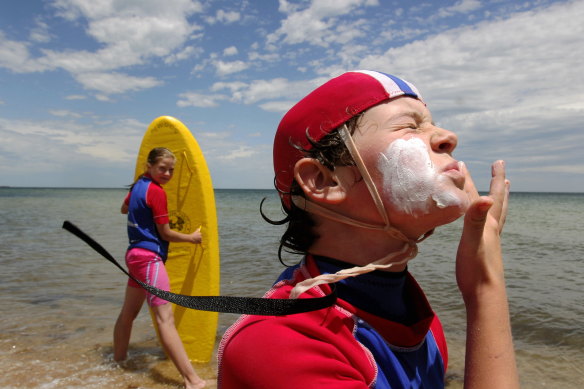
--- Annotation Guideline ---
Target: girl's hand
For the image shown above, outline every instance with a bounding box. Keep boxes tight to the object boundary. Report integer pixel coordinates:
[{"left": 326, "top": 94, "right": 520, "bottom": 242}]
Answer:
[
  {"left": 157, "top": 224, "right": 203, "bottom": 244},
  {"left": 456, "top": 160, "right": 510, "bottom": 302},
  {"left": 191, "top": 227, "right": 203, "bottom": 244}
]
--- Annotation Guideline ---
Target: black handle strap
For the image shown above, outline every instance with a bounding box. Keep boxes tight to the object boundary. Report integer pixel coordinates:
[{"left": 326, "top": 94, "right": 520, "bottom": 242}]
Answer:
[{"left": 62, "top": 221, "right": 336, "bottom": 315}]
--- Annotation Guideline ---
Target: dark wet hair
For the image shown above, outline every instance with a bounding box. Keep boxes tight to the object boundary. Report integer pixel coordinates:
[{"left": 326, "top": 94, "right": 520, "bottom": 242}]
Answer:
[{"left": 261, "top": 115, "right": 361, "bottom": 265}]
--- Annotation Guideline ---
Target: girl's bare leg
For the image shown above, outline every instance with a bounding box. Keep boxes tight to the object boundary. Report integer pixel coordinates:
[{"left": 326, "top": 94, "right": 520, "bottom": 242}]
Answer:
[
  {"left": 152, "top": 303, "right": 206, "bottom": 389},
  {"left": 113, "top": 286, "right": 146, "bottom": 361}
]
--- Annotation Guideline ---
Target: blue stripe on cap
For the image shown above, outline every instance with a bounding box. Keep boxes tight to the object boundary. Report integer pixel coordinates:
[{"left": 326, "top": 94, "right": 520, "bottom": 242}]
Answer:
[{"left": 379, "top": 71, "right": 417, "bottom": 97}]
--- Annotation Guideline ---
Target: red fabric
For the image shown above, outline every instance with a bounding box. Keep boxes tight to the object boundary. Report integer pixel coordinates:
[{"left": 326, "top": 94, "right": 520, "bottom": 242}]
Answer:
[
  {"left": 144, "top": 181, "right": 169, "bottom": 224},
  {"left": 218, "top": 283, "right": 376, "bottom": 389},
  {"left": 429, "top": 315, "right": 449, "bottom": 371}
]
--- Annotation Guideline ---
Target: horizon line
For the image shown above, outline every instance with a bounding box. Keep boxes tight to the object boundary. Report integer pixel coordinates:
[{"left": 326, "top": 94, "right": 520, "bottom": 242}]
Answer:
[{"left": 1, "top": 186, "right": 583, "bottom": 195}]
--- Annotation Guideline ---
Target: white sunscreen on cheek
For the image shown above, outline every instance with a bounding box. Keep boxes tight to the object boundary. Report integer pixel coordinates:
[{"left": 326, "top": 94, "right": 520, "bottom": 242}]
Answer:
[{"left": 378, "top": 138, "right": 462, "bottom": 216}]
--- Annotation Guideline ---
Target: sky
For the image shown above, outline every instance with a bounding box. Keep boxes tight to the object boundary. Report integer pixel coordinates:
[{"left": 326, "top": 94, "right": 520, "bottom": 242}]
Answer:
[{"left": 0, "top": 0, "right": 583, "bottom": 192}]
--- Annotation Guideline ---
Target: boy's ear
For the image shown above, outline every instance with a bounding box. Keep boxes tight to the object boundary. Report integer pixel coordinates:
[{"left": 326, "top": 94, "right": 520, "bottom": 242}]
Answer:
[{"left": 294, "top": 158, "right": 347, "bottom": 204}]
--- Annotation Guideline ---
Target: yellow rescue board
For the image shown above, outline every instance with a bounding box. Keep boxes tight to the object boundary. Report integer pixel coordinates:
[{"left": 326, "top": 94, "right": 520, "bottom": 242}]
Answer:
[{"left": 134, "top": 116, "right": 220, "bottom": 363}]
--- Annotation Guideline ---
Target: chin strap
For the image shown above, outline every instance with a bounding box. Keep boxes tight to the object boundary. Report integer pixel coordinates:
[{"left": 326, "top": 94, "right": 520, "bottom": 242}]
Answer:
[
  {"left": 338, "top": 125, "right": 409, "bottom": 242},
  {"left": 289, "top": 125, "right": 433, "bottom": 299},
  {"left": 289, "top": 243, "right": 413, "bottom": 299}
]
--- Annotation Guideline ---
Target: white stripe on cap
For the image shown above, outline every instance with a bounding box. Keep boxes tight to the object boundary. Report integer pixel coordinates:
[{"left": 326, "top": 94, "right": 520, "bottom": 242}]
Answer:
[{"left": 354, "top": 69, "right": 422, "bottom": 100}]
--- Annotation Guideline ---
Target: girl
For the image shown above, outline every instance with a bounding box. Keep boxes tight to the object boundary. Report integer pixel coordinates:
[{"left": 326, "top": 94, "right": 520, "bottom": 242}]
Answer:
[{"left": 114, "top": 147, "right": 206, "bottom": 389}]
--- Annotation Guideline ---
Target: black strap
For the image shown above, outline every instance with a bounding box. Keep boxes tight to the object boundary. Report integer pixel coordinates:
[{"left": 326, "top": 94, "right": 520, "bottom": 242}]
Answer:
[{"left": 62, "top": 221, "right": 336, "bottom": 315}]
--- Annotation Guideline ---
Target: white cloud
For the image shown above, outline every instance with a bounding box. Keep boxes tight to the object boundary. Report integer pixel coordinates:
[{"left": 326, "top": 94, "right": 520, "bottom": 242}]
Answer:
[
  {"left": 197, "top": 131, "right": 231, "bottom": 140},
  {"left": 204, "top": 7, "right": 242, "bottom": 25},
  {"left": 77, "top": 142, "right": 133, "bottom": 161},
  {"left": 436, "top": 0, "right": 483, "bottom": 19},
  {"left": 164, "top": 46, "right": 203, "bottom": 64},
  {"left": 74, "top": 72, "right": 163, "bottom": 94},
  {"left": 85, "top": 14, "right": 194, "bottom": 57},
  {"left": 0, "top": 116, "right": 144, "bottom": 179},
  {"left": 0, "top": 32, "right": 49, "bottom": 73},
  {"left": 36, "top": 48, "right": 131, "bottom": 74},
  {"left": 0, "top": 0, "right": 204, "bottom": 95},
  {"left": 65, "top": 95, "right": 87, "bottom": 100},
  {"left": 215, "top": 9, "right": 241, "bottom": 24},
  {"left": 95, "top": 94, "right": 113, "bottom": 102},
  {"left": 247, "top": 50, "right": 281, "bottom": 63},
  {"left": 213, "top": 59, "right": 250, "bottom": 76},
  {"left": 376, "top": 26, "right": 426, "bottom": 43},
  {"left": 223, "top": 46, "right": 238, "bottom": 56},
  {"left": 49, "top": 110, "right": 83, "bottom": 118},
  {"left": 178, "top": 72, "right": 335, "bottom": 116},
  {"left": 218, "top": 145, "right": 257, "bottom": 160},
  {"left": 176, "top": 92, "right": 228, "bottom": 108},
  {"left": 234, "top": 78, "right": 292, "bottom": 104},
  {"left": 29, "top": 19, "right": 52, "bottom": 43},
  {"left": 51, "top": 0, "right": 203, "bottom": 22},
  {"left": 267, "top": 0, "right": 378, "bottom": 48},
  {"left": 212, "top": 77, "right": 321, "bottom": 105},
  {"left": 195, "top": 135, "right": 274, "bottom": 189},
  {"left": 259, "top": 100, "right": 296, "bottom": 113}
]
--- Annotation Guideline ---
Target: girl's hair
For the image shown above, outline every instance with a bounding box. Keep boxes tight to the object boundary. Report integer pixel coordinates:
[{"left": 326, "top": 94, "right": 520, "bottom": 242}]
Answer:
[
  {"left": 147, "top": 147, "right": 175, "bottom": 166},
  {"left": 262, "top": 115, "right": 361, "bottom": 265},
  {"left": 129, "top": 147, "right": 175, "bottom": 189}
]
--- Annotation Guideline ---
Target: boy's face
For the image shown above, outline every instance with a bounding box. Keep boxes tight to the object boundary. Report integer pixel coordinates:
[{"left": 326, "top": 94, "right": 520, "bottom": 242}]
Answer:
[{"left": 351, "top": 97, "right": 470, "bottom": 233}]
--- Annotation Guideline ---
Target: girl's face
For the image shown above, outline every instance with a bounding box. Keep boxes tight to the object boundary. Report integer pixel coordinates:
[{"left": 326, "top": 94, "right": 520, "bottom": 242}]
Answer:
[
  {"left": 147, "top": 156, "right": 175, "bottom": 186},
  {"left": 351, "top": 97, "right": 469, "bottom": 232}
]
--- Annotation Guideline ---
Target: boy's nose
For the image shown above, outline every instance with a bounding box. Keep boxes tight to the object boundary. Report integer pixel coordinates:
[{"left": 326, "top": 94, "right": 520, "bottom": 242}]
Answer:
[{"left": 430, "top": 127, "right": 458, "bottom": 154}]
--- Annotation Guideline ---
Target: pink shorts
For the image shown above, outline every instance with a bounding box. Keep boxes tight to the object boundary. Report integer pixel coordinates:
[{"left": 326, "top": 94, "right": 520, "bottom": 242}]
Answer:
[{"left": 125, "top": 248, "right": 170, "bottom": 307}]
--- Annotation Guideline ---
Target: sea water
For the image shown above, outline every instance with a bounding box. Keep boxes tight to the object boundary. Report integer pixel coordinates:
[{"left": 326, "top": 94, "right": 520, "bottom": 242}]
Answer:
[{"left": 0, "top": 188, "right": 583, "bottom": 388}]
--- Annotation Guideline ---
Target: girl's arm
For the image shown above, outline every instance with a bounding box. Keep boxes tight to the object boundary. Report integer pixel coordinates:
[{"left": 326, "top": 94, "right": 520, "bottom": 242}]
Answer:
[
  {"left": 156, "top": 223, "right": 202, "bottom": 244},
  {"left": 457, "top": 160, "right": 519, "bottom": 389},
  {"left": 122, "top": 190, "right": 131, "bottom": 214}
]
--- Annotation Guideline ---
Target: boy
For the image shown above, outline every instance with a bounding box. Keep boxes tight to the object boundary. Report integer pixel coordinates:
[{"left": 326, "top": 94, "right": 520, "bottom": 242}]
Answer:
[{"left": 218, "top": 70, "right": 519, "bottom": 388}]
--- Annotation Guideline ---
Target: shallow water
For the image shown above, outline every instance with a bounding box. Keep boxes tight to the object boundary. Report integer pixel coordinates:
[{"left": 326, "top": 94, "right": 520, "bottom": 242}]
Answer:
[{"left": 1, "top": 188, "right": 583, "bottom": 388}]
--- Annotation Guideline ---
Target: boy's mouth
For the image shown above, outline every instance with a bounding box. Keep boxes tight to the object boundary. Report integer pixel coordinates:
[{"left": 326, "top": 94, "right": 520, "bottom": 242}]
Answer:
[{"left": 441, "top": 161, "right": 465, "bottom": 188}]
